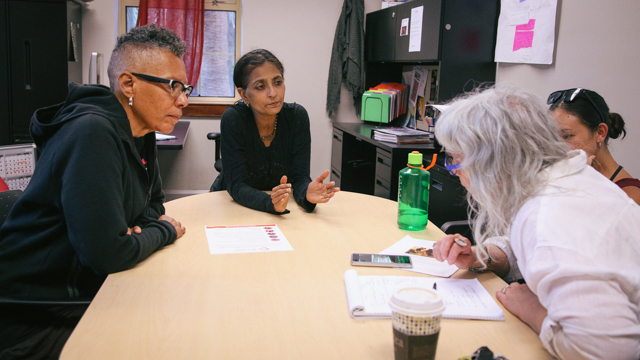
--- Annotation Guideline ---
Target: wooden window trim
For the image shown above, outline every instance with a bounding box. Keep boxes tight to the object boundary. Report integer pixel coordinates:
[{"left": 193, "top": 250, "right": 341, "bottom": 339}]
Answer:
[{"left": 182, "top": 103, "right": 229, "bottom": 117}]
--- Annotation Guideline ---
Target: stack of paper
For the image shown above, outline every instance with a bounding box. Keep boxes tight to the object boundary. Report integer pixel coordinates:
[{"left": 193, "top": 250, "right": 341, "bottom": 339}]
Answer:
[{"left": 373, "top": 127, "right": 432, "bottom": 144}]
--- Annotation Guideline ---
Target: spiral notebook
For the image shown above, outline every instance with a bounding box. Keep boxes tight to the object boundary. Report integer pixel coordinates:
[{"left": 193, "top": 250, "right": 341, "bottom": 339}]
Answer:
[{"left": 344, "top": 269, "right": 505, "bottom": 321}]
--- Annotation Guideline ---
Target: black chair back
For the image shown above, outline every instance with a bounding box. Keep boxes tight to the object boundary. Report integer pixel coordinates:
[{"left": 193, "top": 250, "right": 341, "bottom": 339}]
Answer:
[{"left": 0, "top": 189, "right": 22, "bottom": 228}]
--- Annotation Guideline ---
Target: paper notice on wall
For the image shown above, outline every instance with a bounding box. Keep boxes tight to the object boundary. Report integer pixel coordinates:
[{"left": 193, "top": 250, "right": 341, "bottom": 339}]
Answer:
[
  {"left": 495, "top": 0, "right": 558, "bottom": 64},
  {"left": 409, "top": 6, "right": 424, "bottom": 52}
]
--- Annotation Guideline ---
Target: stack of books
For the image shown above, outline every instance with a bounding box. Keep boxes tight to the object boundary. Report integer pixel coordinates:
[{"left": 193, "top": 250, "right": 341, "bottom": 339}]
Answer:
[
  {"left": 373, "top": 127, "right": 433, "bottom": 144},
  {"left": 361, "top": 82, "right": 408, "bottom": 123}
]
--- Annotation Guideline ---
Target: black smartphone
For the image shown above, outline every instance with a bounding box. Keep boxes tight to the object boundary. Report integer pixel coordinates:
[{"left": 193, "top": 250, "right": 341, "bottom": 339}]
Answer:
[{"left": 350, "top": 253, "right": 413, "bottom": 268}]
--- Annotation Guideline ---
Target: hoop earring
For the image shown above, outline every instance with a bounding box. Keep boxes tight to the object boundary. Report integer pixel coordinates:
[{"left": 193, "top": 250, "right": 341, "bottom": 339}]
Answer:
[{"left": 129, "top": 97, "right": 133, "bottom": 106}]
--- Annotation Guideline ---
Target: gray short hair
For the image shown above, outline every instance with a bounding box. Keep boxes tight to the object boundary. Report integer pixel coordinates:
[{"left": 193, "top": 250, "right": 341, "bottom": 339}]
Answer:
[
  {"left": 435, "top": 86, "right": 570, "bottom": 261},
  {"left": 107, "top": 24, "right": 187, "bottom": 91}
]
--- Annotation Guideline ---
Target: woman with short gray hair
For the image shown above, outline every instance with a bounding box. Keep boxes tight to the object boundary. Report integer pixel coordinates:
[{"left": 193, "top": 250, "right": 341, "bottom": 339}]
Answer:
[
  {"left": 0, "top": 24, "right": 187, "bottom": 358},
  {"left": 432, "top": 86, "right": 640, "bottom": 359}
]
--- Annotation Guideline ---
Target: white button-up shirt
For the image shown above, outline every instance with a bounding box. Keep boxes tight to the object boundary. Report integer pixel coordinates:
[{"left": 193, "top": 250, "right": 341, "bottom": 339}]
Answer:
[{"left": 492, "top": 151, "right": 640, "bottom": 359}]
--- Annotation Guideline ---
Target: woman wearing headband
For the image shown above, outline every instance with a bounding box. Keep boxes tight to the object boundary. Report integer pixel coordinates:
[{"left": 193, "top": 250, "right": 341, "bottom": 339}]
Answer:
[
  {"left": 432, "top": 86, "right": 640, "bottom": 359},
  {"left": 548, "top": 88, "right": 640, "bottom": 205}
]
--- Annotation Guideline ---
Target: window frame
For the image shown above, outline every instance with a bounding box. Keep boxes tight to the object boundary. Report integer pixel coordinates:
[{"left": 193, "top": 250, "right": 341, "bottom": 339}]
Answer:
[{"left": 118, "top": 0, "right": 242, "bottom": 116}]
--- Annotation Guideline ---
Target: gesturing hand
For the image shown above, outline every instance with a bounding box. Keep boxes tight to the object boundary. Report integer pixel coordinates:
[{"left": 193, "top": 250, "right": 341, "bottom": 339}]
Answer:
[
  {"left": 432, "top": 234, "right": 477, "bottom": 269},
  {"left": 271, "top": 175, "right": 291, "bottom": 213},
  {"left": 306, "top": 170, "right": 340, "bottom": 204}
]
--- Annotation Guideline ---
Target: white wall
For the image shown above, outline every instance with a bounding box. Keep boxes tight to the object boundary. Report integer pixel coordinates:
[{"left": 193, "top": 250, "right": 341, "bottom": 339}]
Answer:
[
  {"left": 496, "top": 0, "right": 640, "bottom": 177},
  {"left": 80, "top": 0, "right": 117, "bottom": 86},
  {"left": 81, "top": 0, "right": 640, "bottom": 195}
]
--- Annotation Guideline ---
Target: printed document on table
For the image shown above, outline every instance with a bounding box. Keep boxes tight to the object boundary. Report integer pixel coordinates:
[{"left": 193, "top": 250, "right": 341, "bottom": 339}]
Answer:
[
  {"left": 204, "top": 224, "right": 293, "bottom": 255},
  {"left": 379, "top": 235, "right": 458, "bottom": 277}
]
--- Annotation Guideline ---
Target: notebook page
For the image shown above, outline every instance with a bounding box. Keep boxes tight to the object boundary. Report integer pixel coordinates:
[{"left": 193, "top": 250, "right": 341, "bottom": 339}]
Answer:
[{"left": 345, "top": 272, "right": 504, "bottom": 321}]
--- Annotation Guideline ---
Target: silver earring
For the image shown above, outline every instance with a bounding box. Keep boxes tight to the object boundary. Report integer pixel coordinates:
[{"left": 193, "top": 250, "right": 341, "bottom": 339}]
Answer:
[
  {"left": 598, "top": 142, "right": 602, "bottom": 149},
  {"left": 129, "top": 97, "right": 133, "bottom": 106},
  {"left": 246, "top": 102, "right": 250, "bottom": 108}
]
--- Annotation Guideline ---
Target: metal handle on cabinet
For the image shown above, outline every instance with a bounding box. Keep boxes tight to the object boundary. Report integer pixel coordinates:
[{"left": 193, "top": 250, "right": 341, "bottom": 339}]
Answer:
[
  {"left": 24, "top": 41, "right": 32, "bottom": 90},
  {"left": 432, "top": 179, "right": 443, "bottom": 192},
  {"left": 376, "top": 179, "right": 389, "bottom": 190}
]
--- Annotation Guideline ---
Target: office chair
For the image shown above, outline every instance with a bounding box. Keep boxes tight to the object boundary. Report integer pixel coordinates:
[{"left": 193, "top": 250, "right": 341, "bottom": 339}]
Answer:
[
  {"left": 0, "top": 176, "right": 9, "bottom": 191},
  {"left": 0, "top": 189, "right": 22, "bottom": 228},
  {"left": 207, "top": 132, "right": 222, "bottom": 173},
  {"left": 0, "top": 188, "right": 92, "bottom": 306},
  {"left": 440, "top": 219, "right": 475, "bottom": 245}
]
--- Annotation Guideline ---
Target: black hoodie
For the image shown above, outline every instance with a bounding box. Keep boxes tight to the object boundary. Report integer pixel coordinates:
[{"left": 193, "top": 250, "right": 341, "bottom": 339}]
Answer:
[{"left": 0, "top": 83, "right": 177, "bottom": 346}]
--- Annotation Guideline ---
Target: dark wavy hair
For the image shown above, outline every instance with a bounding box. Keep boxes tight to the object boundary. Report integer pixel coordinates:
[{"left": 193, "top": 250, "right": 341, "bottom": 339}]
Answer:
[
  {"left": 233, "top": 49, "right": 284, "bottom": 90},
  {"left": 549, "top": 89, "right": 627, "bottom": 144}
]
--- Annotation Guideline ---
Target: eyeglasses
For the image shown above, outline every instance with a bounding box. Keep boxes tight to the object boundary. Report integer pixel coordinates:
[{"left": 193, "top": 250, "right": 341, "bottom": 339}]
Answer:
[
  {"left": 547, "top": 88, "right": 607, "bottom": 125},
  {"left": 131, "top": 73, "right": 193, "bottom": 98},
  {"left": 444, "top": 153, "right": 461, "bottom": 176}
]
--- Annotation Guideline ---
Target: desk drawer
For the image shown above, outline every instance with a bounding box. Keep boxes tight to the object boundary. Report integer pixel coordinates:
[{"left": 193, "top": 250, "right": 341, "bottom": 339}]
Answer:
[
  {"left": 331, "top": 167, "right": 341, "bottom": 189},
  {"left": 375, "top": 148, "right": 392, "bottom": 183},
  {"left": 374, "top": 176, "right": 391, "bottom": 199},
  {"left": 331, "top": 129, "right": 343, "bottom": 171}
]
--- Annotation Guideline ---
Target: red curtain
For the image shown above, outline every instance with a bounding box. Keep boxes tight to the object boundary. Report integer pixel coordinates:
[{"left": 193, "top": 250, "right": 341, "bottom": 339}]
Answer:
[{"left": 136, "top": 0, "right": 205, "bottom": 86}]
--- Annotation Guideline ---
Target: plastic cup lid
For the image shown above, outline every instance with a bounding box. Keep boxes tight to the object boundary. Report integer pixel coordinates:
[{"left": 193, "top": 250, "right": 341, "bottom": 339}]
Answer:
[{"left": 389, "top": 287, "right": 445, "bottom": 315}]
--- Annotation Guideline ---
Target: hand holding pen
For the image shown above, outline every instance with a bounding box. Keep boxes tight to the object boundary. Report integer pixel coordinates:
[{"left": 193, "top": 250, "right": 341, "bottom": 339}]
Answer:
[{"left": 432, "top": 234, "right": 477, "bottom": 269}]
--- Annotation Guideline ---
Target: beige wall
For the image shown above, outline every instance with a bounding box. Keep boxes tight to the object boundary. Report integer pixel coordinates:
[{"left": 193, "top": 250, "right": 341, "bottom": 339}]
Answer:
[
  {"left": 496, "top": 0, "right": 640, "bottom": 177},
  {"left": 82, "top": 0, "right": 640, "bottom": 196}
]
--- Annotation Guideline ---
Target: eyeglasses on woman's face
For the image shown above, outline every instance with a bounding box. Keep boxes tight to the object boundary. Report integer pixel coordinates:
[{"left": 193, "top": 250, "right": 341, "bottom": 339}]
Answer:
[
  {"left": 444, "top": 153, "right": 462, "bottom": 176},
  {"left": 131, "top": 73, "right": 193, "bottom": 98}
]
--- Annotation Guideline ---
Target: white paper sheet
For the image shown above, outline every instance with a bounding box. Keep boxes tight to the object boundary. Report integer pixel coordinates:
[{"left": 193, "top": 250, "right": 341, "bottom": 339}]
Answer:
[
  {"left": 409, "top": 6, "right": 424, "bottom": 52},
  {"left": 400, "top": 18, "right": 409, "bottom": 36},
  {"left": 379, "top": 235, "right": 458, "bottom": 278},
  {"left": 204, "top": 224, "right": 293, "bottom": 255},
  {"left": 494, "top": 0, "right": 558, "bottom": 64},
  {"left": 155, "top": 132, "right": 176, "bottom": 141}
]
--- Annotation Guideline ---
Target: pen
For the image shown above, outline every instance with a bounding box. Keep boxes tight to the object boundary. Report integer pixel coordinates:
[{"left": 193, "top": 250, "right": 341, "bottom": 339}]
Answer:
[{"left": 433, "top": 282, "right": 437, "bottom": 290}]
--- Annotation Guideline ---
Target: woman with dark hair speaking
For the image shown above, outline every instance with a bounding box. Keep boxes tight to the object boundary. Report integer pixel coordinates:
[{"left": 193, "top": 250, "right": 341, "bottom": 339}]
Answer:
[
  {"left": 210, "top": 49, "right": 339, "bottom": 214},
  {"left": 431, "top": 86, "right": 640, "bottom": 359},
  {"left": 548, "top": 87, "right": 640, "bottom": 205}
]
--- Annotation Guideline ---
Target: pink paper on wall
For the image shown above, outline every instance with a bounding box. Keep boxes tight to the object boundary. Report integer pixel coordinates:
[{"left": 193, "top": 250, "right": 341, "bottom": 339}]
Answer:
[
  {"left": 513, "top": 31, "right": 534, "bottom": 51},
  {"left": 516, "top": 19, "right": 536, "bottom": 31}
]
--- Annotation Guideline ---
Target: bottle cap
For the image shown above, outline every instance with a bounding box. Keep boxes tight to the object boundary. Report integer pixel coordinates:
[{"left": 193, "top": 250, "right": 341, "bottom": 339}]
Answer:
[
  {"left": 389, "top": 287, "right": 445, "bottom": 316},
  {"left": 407, "top": 151, "right": 423, "bottom": 165}
]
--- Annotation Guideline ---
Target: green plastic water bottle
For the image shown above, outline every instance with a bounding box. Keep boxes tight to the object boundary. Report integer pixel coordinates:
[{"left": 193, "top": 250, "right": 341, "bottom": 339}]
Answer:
[{"left": 397, "top": 151, "right": 431, "bottom": 231}]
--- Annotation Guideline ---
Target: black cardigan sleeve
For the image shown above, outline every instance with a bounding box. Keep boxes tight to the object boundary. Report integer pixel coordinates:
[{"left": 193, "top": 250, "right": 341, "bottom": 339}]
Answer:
[{"left": 220, "top": 107, "right": 280, "bottom": 214}]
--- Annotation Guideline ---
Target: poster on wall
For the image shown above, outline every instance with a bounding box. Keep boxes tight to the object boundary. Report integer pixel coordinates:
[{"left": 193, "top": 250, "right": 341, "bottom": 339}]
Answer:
[{"left": 494, "top": 0, "right": 558, "bottom": 64}]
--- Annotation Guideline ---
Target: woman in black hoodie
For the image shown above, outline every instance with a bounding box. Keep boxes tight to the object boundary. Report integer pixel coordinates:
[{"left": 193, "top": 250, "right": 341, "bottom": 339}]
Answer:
[{"left": 0, "top": 24, "right": 188, "bottom": 359}]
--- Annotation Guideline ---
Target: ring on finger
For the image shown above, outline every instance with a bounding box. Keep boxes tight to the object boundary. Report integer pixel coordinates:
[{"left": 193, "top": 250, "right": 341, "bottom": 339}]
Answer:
[{"left": 502, "top": 284, "right": 510, "bottom": 294}]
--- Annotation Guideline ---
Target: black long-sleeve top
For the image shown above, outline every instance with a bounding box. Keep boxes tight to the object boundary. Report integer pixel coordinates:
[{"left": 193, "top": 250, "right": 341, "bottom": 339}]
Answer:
[{"left": 210, "top": 102, "right": 316, "bottom": 214}]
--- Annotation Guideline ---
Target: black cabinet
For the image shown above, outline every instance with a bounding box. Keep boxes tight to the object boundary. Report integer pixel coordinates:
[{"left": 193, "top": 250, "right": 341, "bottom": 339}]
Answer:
[
  {"left": 393, "top": 0, "right": 442, "bottom": 61},
  {"left": 364, "top": 0, "right": 499, "bottom": 103},
  {"left": 0, "top": 0, "right": 71, "bottom": 145},
  {"left": 331, "top": 123, "right": 435, "bottom": 201}
]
